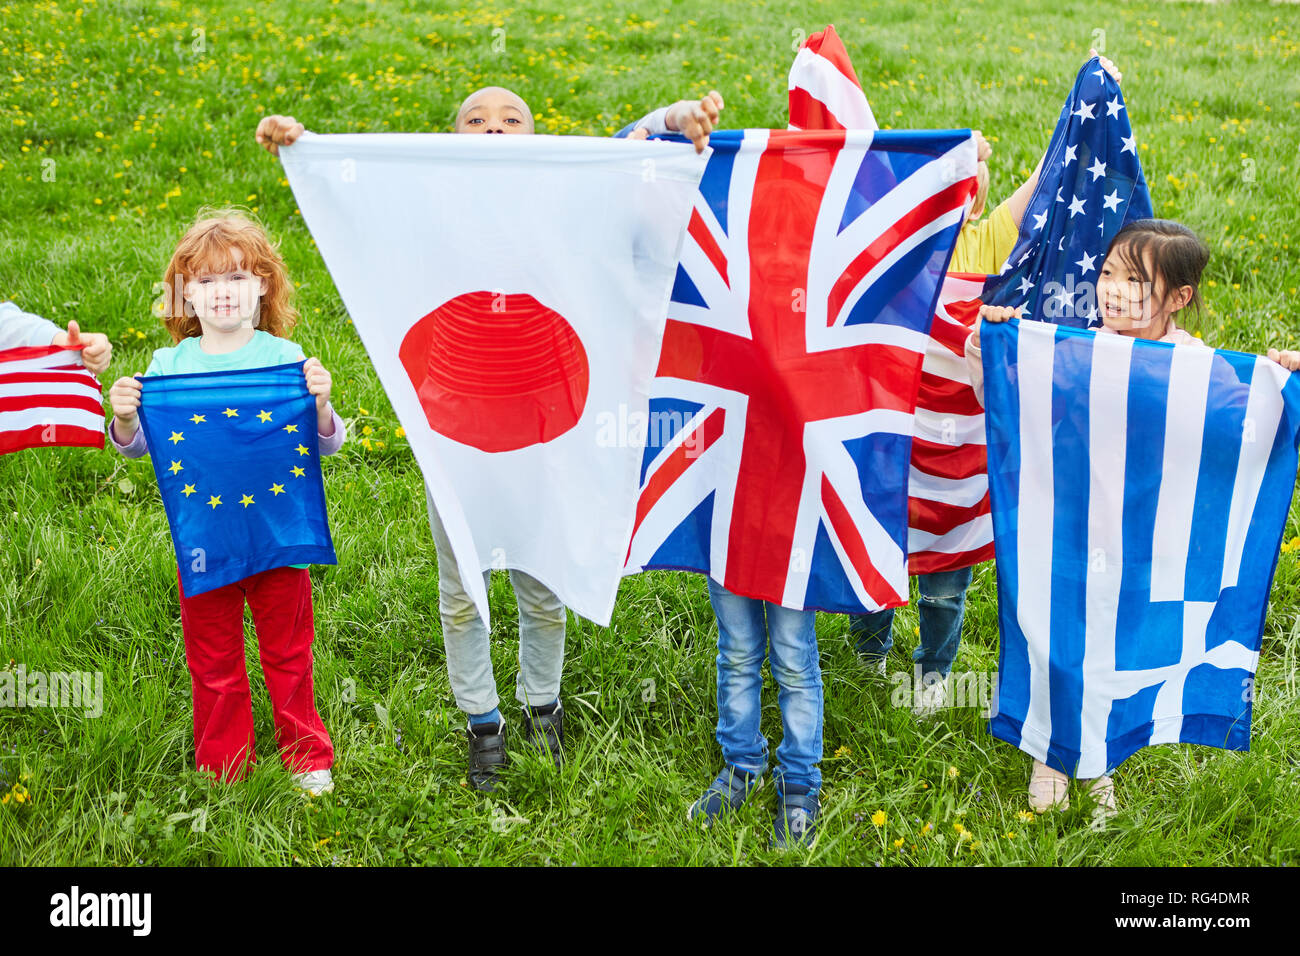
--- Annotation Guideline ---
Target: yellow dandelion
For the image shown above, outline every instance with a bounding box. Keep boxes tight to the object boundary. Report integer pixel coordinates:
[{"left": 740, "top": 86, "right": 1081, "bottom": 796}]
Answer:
[
  {"left": 920, "top": 822, "right": 932, "bottom": 835},
  {"left": 834, "top": 745, "right": 852, "bottom": 758},
  {"left": 871, "top": 810, "right": 887, "bottom": 826},
  {"left": 1005, "top": 831, "right": 1017, "bottom": 839},
  {"left": 947, "top": 766, "right": 960, "bottom": 778},
  {"left": 394, "top": 427, "right": 406, "bottom": 438},
  {"left": 953, "top": 822, "right": 966, "bottom": 834},
  {"left": 893, "top": 837, "right": 905, "bottom": 849},
  {"left": 1017, "top": 810, "right": 1036, "bottom": 822}
]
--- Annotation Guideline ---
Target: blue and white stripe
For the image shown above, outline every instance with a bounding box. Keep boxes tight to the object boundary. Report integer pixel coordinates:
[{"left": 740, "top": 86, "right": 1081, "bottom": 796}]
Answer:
[{"left": 982, "top": 320, "right": 1300, "bottom": 777}]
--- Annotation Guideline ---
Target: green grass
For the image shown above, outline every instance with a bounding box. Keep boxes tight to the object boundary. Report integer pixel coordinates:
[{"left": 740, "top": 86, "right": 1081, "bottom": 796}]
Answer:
[{"left": 3, "top": 0, "right": 1300, "bottom": 865}]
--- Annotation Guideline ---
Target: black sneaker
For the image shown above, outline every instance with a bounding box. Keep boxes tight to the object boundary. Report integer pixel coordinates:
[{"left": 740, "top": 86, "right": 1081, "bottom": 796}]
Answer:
[
  {"left": 522, "top": 701, "right": 564, "bottom": 768},
  {"left": 466, "top": 719, "right": 508, "bottom": 792}
]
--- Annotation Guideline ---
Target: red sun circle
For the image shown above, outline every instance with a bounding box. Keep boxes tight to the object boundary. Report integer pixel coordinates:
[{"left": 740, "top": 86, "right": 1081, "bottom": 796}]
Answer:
[{"left": 399, "top": 291, "right": 590, "bottom": 453}]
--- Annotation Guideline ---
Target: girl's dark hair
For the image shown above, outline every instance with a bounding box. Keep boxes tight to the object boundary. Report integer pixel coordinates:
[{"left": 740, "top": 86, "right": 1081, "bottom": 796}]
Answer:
[{"left": 1104, "top": 218, "right": 1210, "bottom": 320}]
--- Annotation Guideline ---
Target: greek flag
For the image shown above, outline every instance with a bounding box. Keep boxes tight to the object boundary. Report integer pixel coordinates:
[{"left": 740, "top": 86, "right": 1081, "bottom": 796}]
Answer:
[{"left": 982, "top": 320, "right": 1300, "bottom": 777}]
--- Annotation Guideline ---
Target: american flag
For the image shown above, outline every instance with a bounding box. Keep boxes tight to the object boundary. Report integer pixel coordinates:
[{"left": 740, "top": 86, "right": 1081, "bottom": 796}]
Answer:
[
  {"left": 982, "top": 320, "right": 1300, "bottom": 776},
  {"left": 982, "top": 58, "right": 1153, "bottom": 325},
  {"left": 0, "top": 344, "right": 104, "bottom": 455},
  {"left": 624, "top": 128, "right": 977, "bottom": 612}
]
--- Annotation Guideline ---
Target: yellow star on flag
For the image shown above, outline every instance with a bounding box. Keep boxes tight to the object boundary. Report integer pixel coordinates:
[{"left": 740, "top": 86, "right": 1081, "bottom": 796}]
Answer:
[
  {"left": 291, "top": 466, "right": 305, "bottom": 478},
  {"left": 168, "top": 460, "right": 183, "bottom": 475},
  {"left": 190, "top": 413, "right": 206, "bottom": 424},
  {"left": 239, "top": 494, "right": 255, "bottom": 508},
  {"left": 168, "top": 431, "right": 184, "bottom": 444},
  {"left": 223, "top": 407, "right": 239, "bottom": 418},
  {"left": 181, "top": 484, "right": 196, "bottom": 497},
  {"left": 207, "top": 495, "right": 222, "bottom": 509},
  {"left": 270, "top": 483, "right": 285, "bottom": 496},
  {"left": 283, "top": 423, "right": 298, "bottom": 434},
  {"left": 296, "top": 443, "right": 310, "bottom": 457},
  {"left": 257, "top": 410, "right": 272, "bottom": 423}
]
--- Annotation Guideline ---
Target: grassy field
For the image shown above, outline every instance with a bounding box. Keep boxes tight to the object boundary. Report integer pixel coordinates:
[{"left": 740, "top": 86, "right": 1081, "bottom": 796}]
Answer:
[{"left": 2, "top": 0, "right": 1300, "bottom": 866}]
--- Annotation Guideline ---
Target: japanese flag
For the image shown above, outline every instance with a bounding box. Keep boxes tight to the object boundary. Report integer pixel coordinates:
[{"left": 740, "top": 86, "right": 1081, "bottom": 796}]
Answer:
[{"left": 282, "top": 132, "right": 705, "bottom": 625}]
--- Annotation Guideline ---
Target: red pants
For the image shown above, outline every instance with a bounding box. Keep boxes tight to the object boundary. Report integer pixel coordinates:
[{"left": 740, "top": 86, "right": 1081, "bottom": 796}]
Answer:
[{"left": 177, "top": 566, "right": 334, "bottom": 782}]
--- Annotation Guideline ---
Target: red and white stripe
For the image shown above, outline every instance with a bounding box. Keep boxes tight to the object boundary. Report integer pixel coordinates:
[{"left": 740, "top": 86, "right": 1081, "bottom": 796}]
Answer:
[
  {"left": 788, "top": 24, "right": 877, "bottom": 132},
  {"left": 789, "top": 26, "right": 995, "bottom": 574},
  {"left": 907, "top": 274, "right": 993, "bottom": 573},
  {"left": 0, "top": 345, "right": 105, "bottom": 455}
]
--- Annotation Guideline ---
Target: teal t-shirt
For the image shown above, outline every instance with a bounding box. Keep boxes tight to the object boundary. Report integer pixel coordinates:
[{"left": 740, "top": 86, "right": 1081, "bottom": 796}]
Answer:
[
  {"left": 145, "top": 331, "right": 313, "bottom": 570},
  {"left": 145, "top": 330, "right": 305, "bottom": 376}
]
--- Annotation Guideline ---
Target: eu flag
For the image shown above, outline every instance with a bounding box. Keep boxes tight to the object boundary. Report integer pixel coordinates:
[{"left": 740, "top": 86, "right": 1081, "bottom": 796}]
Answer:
[
  {"left": 137, "top": 361, "right": 337, "bottom": 598},
  {"left": 981, "top": 57, "right": 1153, "bottom": 327}
]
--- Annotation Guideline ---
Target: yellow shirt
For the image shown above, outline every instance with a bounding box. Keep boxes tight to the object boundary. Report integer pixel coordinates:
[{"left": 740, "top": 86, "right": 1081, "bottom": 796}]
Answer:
[{"left": 949, "top": 201, "right": 1018, "bottom": 275}]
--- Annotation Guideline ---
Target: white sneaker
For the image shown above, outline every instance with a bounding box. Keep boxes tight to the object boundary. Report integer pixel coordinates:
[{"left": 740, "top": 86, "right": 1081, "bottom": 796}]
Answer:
[
  {"left": 292, "top": 769, "right": 335, "bottom": 796},
  {"left": 912, "top": 675, "right": 949, "bottom": 718},
  {"left": 859, "top": 655, "right": 887, "bottom": 677}
]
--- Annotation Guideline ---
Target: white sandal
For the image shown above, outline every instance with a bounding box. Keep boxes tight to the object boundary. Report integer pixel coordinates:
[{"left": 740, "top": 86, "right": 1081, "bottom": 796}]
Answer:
[{"left": 1028, "top": 759, "right": 1070, "bottom": 812}]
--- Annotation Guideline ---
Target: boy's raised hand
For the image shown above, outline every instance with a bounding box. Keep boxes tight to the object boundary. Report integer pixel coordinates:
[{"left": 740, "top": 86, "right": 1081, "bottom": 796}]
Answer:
[
  {"left": 51, "top": 319, "right": 112, "bottom": 375},
  {"left": 665, "top": 91, "right": 724, "bottom": 154},
  {"left": 256, "top": 115, "right": 306, "bottom": 156},
  {"left": 1089, "top": 49, "right": 1122, "bottom": 84}
]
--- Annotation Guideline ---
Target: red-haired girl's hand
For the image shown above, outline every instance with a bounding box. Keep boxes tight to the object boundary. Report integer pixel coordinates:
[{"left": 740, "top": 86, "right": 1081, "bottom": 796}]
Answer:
[
  {"left": 303, "top": 357, "right": 335, "bottom": 435},
  {"left": 108, "top": 375, "right": 143, "bottom": 442}
]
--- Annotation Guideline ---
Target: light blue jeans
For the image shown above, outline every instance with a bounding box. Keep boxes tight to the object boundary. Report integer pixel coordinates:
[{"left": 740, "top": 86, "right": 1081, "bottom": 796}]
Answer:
[
  {"left": 848, "top": 567, "right": 973, "bottom": 678},
  {"left": 426, "top": 487, "right": 567, "bottom": 716},
  {"left": 707, "top": 578, "right": 823, "bottom": 793}
]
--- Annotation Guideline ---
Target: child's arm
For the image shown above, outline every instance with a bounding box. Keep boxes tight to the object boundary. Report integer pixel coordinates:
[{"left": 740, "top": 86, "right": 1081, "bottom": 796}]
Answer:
[
  {"left": 107, "top": 375, "right": 149, "bottom": 457},
  {"left": 616, "top": 92, "right": 724, "bottom": 153},
  {"left": 0, "top": 301, "right": 61, "bottom": 350},
  {"left": 964, "top": 305, "right": 1022, "bottom": 407},
  {"left": 304, "top": 357, "right": 346, "bottom": 455}
]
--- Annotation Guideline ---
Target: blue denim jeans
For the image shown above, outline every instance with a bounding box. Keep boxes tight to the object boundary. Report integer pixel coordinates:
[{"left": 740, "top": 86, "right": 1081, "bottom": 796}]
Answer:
[
  {"left": 848, "top": 567, "right": 973, "bottom": 678},
  {"left": 706, "top": 578, "right": 823, "bottom": 793}
]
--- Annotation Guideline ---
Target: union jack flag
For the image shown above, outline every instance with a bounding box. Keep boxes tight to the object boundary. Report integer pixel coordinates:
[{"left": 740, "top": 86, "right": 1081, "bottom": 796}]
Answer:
[{"left": 624, "top": 128, "right": 977, "bottom": 612}]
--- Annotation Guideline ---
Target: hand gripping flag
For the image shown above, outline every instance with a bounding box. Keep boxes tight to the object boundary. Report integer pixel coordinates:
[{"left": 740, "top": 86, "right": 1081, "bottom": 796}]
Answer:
[
  {"left": 281, "top": 132, "right": 705, "bottom": 627},
  {"left": 625, "top": 128, "right": 978, "bottom": 612},
  {"left": 982, "top": 320, "right": 1300, "bottom": 776},
  {"left": 136, "top": 362, "right": 337, "bottom": 598},
  {"left": 981, "top": 58, "right": 1153, "bottom": 326},
  {"left": 0, "top": 344, "right": 104, "bottom": 455}
]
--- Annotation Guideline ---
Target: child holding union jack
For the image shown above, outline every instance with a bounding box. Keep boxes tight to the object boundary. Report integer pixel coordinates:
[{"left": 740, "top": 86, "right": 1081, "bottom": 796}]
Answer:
[
  {"left": 254, "top": 85, "right": 724, "bottom": 792},
  {"left": 968, "top": 217, "right": 1300, "bottom": 817},
  {"left": 107, "top": 210, "right": 346, "bottom": 794}
]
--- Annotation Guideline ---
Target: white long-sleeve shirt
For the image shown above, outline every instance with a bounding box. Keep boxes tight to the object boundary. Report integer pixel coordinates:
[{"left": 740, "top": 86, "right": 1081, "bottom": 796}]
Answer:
[{"left": 0, "top": 301, "right": 60, "bottom": 350}]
